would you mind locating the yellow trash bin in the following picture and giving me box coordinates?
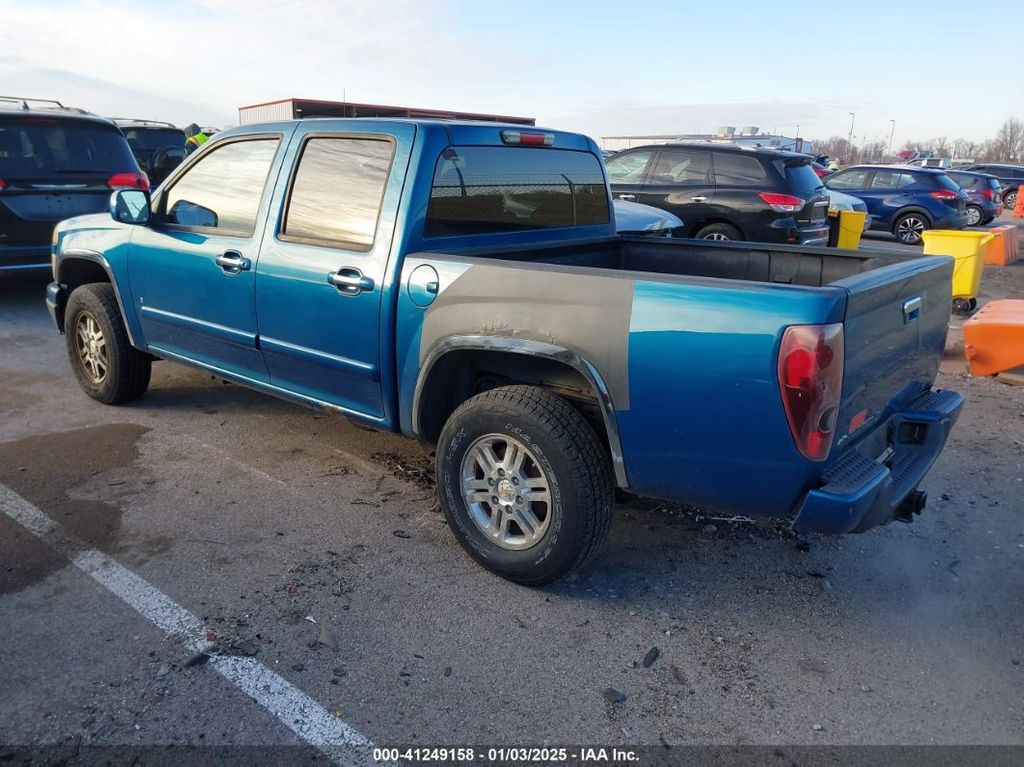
[835,210,866,249]
[920,230,993,315]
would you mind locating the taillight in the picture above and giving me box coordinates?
[107,171,150,191]
[981,187,994,201]
[759,192,805,213]
[778,323,844,461]
[500,130,554,147]
[0,178,5,191]
[929,189,958,201]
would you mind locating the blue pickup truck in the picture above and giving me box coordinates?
[46,119,963,584]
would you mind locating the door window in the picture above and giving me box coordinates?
[282,137,394,250]
[870,171,902,189]
[712,153,766,185]
[605,150,655,183]
[649,149,712,186]
[162,138,279,236]
[826,169,869,190]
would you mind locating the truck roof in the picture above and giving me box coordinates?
[217,118,598,152]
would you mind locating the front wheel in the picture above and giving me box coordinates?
[893,212,929,245]
[1004,190,1017,212]
[436,385,614,585]
[64,283,151,405]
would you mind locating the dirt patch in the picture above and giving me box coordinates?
[371,450,436,490]
[0,423,149,594]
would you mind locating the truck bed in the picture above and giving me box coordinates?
[438,236,916,288]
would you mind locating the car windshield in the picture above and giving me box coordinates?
[425,147,609,237]
[0,116,137,178]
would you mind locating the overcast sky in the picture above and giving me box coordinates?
[2,0,1020,147]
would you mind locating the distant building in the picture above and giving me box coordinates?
[238,97,535,126]
[602,126,813,156]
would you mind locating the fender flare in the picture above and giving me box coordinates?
[413,334,629,488]
[55,248,138,346]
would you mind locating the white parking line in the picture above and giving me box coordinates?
[0,482,374,765]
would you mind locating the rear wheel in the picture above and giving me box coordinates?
[965,205,984,227]
[436,385,614,585]
[893,212,928,245]
[1004,189,1017,211]
[64,283,151,405]
[694,222,742,241]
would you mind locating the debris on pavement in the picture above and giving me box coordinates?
[603,687,627,705]
[642,647,660,668]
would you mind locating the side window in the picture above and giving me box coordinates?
[162,138,279,235]
[712,153,767,185]
[649,149,711,186]
[282,137,394,250]
[870,171,900,189]
[897,173,918,188]
[826,170,869,190]
[605,150,654,183]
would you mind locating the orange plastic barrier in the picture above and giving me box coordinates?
[1016,188,1024,218]
[985,225,1021,266]
[963,299,1024,376]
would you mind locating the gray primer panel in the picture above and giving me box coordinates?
[419,260,634,411]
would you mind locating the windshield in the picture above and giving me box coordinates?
[426,147,609,237]
[0,116,137,178]
[122,127,184,152]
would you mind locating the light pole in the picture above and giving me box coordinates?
[847,112,856,162]
[888,119,896,158]
[795,123,800,152]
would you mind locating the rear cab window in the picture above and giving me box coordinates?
[0,115,137,180]
[425,147,609,237]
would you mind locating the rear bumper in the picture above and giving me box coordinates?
[793,389,963,535]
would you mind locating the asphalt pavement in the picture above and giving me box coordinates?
[1,229,1022,761]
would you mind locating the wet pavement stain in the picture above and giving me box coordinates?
[0,423,149,595]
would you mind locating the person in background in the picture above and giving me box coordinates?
[183,123,209,156]
[827,158,840,171]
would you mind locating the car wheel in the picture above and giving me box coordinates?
[436,385,614,585]
[965,205,984,227]
[893,212,928,245]
[1004,190,1017,211]
[64,283,152,405]
[694,223,742,241]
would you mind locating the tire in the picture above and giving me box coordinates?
[64,283,151,405]
[965,205,984,227]
[1004,189,1017,212]
[952,298,973,316]
[893,212,929,245]
[436,385,614,585]
[694,222,742,241]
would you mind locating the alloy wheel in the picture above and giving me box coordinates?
[75,312,108,384]
[896,216,926,244]
[460,434,552,551]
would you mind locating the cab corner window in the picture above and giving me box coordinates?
[281,136,395,250]
[162,138,279,236]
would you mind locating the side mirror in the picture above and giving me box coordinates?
[110,189,151,225]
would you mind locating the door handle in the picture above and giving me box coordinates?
[690,195,708,202]
[328,267,375,296]
[617,194,636,200]
[215,250,250,274]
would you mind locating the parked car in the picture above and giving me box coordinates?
[826,188,873,232]
[946,169,1003,226]
[953,163,1024,212]
[824,165,968,245]
[0,97,148,272]
[810,160,831,179]
[113,119,186,187]
[47,120,961,584]
[606,143,830,245]
[612,198,682,235]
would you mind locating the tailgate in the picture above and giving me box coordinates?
[830,255,953,453]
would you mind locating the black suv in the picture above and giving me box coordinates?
[0,97,148,273]
[606,143,829,244]
[112,118,185,187]
[954,163,1023,211]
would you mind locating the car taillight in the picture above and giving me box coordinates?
[759,192,805,213]
[930,189,958,201]
[778,323,844,461]
[0,178,4,191]
[981,187,994,201]
[107,171,150,191]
